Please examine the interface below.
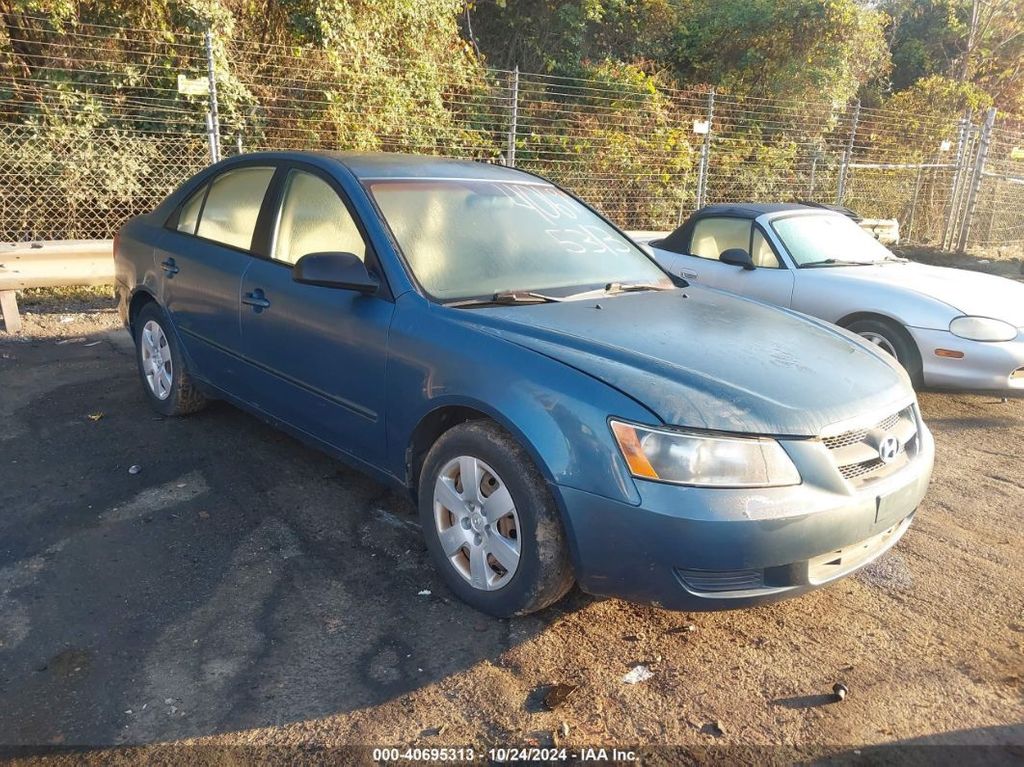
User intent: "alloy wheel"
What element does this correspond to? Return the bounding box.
[140,319,173,400]
[859,330,898,359]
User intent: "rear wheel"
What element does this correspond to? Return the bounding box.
[845,317,923,387]
[418,420,574,617]
[133,303,207,417]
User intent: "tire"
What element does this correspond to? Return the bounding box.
[133,302,208,417]
[845,317,924,388]
[418,420,574,617]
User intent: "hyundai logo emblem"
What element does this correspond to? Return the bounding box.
[878,435,901,464]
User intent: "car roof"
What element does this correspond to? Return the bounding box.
[222,150,539,183]
[654,202,821,253]
[689,203,811,220]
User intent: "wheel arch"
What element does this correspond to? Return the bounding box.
[404,398,590,592]
[836,309,907,330]
[836,310,924,385]
[405,400,559,502]
[127,287,158,334]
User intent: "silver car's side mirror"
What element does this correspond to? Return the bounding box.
[720,248,756,271]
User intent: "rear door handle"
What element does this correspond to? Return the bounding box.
[242,289,271,312]
[160,258,179,277]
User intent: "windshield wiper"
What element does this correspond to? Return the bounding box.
[800,258,873,268]
[603,281,674,293]
[446,282,671,308]
[557,281,674,300]
[444,290,563,309]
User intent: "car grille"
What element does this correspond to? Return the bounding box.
[823,406,919,487]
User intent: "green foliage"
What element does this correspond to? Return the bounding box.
[886,74,993,117]
[1,0,1021,241]
[464,0,678,75]
[669,0,890,105]
[517,62,695,227]
[881,0,1024,113]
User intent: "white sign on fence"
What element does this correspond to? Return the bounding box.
[177,74,209,96]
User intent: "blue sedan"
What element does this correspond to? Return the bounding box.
[114,152,934,616]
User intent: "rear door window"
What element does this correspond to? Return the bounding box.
[195,166,275,251]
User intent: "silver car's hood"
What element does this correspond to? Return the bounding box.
[820,262,1024,326]
[456,288,913,436]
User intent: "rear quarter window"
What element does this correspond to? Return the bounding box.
[175,185,206,235]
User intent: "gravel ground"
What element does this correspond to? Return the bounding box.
[0,290,1022,763]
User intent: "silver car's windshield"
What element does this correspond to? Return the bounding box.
[368,179,670,301]
[773,213,897,267]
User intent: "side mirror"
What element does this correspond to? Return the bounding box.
[720,247,755,271]
[293,252,379,294]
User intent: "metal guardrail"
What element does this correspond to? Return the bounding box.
[0,239,114,333]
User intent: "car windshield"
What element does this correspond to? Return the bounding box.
[367,179,670,301]
[773,213,898,267]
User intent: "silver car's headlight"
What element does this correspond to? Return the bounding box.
[610,420,801,487]
[949,316,1018,342]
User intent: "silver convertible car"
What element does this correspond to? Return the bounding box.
[643,204,1024,394]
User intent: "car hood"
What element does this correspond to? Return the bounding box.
[449,288,912,436]
[821,262,1024,326]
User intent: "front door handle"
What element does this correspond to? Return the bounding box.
[161,258,179,277]
[242,289,271,312]
[679,269,698,280]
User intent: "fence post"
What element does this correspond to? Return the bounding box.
[205,112,218,162]
[836,99,860,205]
[695,88,715,210]
[942,113,972,250]
[204,26,221,162]
[905,164,925,241]
[506,66,519,167]
[808,150,821,198]
[956,107,997,253]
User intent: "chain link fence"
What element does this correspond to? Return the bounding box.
[2,16,1022,250]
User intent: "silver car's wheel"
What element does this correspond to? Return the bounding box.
[845,317,924,388]
[140,319,173,400]
[433,455,521,591]
[858,330,898,358]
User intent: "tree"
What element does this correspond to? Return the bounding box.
[668,0,890,105]
[462,0,678,75]
[882,0,1024,112]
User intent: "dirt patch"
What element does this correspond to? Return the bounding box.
[897,244,1024,281]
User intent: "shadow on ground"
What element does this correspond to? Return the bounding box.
[0,330,573,745]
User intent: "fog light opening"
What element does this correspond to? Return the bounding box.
[1011,367,1024,380]
[934,348,965,359]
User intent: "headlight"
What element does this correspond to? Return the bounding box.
[610,420,801,488]
[949,316,1018,342]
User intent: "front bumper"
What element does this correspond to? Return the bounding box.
[558,420,934,611]
[909,326,1024,394]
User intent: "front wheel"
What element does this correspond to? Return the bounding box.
[133,302,208,417]
[418,420,574,617]
[846,317,924,388]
